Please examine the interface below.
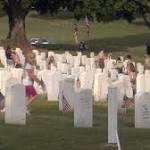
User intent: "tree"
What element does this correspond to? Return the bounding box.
[112,0,150,28]
[0,0,150,49]
[0,0,33,48]
[0,0,71,49]
[0,1,5,16]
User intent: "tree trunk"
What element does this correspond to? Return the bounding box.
[2,1,31,51]
[6,16,30,48]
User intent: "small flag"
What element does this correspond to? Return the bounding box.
[62,93,72,112]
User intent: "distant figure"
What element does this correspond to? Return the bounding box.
[23,52,45,114]
[144,54,150,69]
[5,46,13,67]
[74,23,79,45]
[146,41,150,56]
[122,62,136,109]
[127,62,136,84]
[96,50,105,69]
[79,41,88,54]
[11,51,22,68]
[47,55,56,70]
[123,55,133,73]
[116,56,123,73]
[85,16,90,37]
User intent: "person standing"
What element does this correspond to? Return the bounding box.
[22,52,45,114]
[5,46,13,67]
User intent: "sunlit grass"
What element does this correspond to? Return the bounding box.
[0,96,150,150]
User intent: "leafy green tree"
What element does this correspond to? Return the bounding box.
[113,0,150,27]
[0,0,150,48]
[0,0,70,48]
[0,0,33,48]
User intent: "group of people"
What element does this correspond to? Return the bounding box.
[95,50,150,108]
[5,46,22,68]
[1,46,150,113]
[0,48,45,114]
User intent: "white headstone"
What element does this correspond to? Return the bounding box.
[144,70,150,92]
[61,63,68,74]
[100,73,109,100]
[48,51,55,57]
[90,52,95,58]
[93,73,102,102]
[59,78,75,111]
[0,69,12,95]
[79,66,85,73]
[74,56,80,68]
[79,71,94,90]
[96,68,102,74]
[81,55,87,66]
[110,69,118,81]
[5,84,26,125]
[41,52,46,60]
[135,92,150,128]
[71,67,80,77]
[137,63,144,74]
[11,68,23,83]
[112,80,124,110]
[136,73,145,93]
[74,89,93,128]
[44,71,61,101]
[108,85,118,144]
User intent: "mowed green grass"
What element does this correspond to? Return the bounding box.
[0,96,150,150]
[0,12,150,61]
[0,12,150,150]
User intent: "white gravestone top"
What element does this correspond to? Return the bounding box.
[135,92,150,128]
[74,89,93,128]
[5,84,26,125]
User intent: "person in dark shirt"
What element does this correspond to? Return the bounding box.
[5,46,13,66]
[146,41,150,56]
[79,41,88,54]
[5,46,12,60]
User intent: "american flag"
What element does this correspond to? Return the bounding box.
[62,93,72,112]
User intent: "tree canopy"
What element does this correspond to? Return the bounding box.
[116,0,150,27]
[0,0,150,49]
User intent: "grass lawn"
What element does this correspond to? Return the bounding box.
[0,12,150,61]
[0,95,150,150]
[0,11,150,150]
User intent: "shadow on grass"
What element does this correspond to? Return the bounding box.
[87,32,150,51]
[36,32,150,53]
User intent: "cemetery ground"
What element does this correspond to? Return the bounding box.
[0,12,150,61]
[0,95,149,150]
[0,12,150,150]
